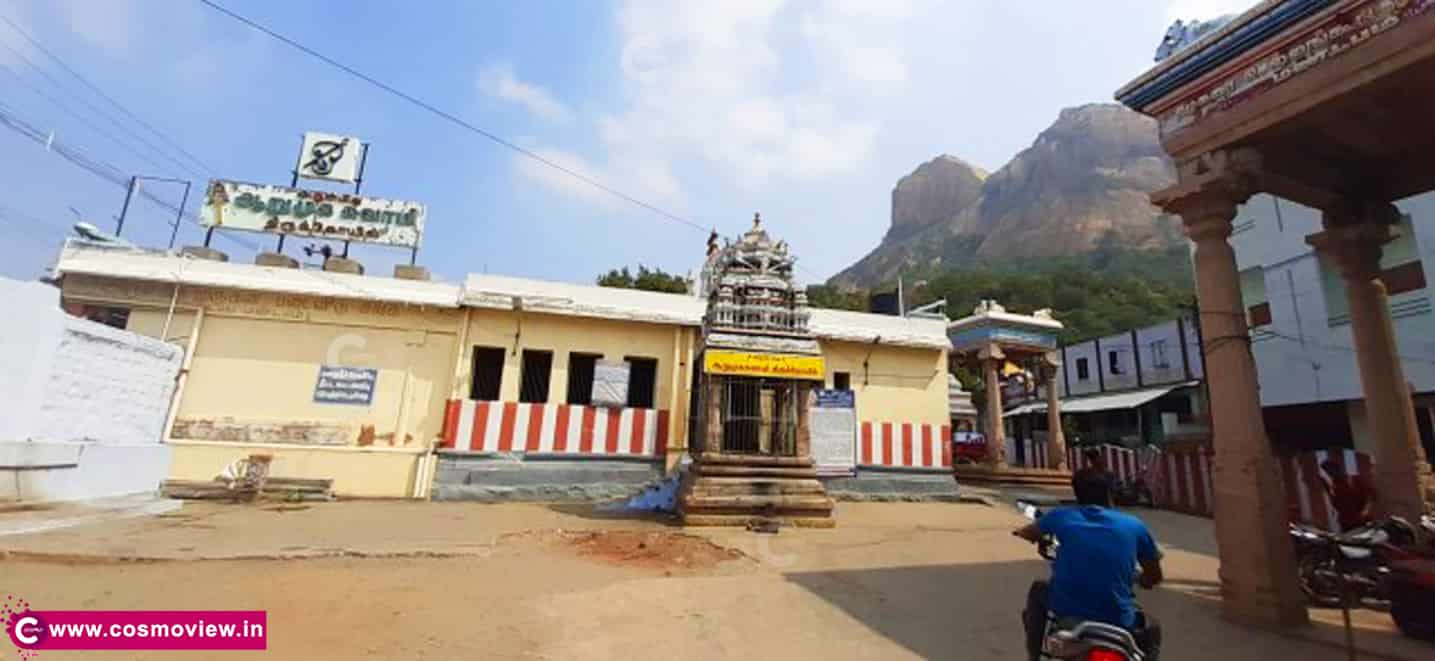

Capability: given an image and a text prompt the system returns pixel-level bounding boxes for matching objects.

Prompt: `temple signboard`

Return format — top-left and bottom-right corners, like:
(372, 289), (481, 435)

(201, 180), (425, 249)
(703, 350), (824, 380)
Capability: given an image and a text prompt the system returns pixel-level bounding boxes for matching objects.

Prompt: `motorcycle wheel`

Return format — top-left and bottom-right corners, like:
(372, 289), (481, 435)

(1297, 552), (1344, 608)
(1390, 578), (1435, 641)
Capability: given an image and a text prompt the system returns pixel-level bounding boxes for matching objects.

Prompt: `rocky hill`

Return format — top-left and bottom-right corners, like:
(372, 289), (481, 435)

(831, 103), (1181, 288)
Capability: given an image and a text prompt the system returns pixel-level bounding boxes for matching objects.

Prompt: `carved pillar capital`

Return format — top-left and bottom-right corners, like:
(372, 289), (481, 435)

(1153, 147), (1262, 242)
(1306, 222), (1396, 281)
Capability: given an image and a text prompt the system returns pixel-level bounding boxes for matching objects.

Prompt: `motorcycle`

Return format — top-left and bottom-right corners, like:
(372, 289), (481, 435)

(1016, 500), (1149, 661)
(1111, 478), (1154, 508)
(1288, 516), (1420, 609)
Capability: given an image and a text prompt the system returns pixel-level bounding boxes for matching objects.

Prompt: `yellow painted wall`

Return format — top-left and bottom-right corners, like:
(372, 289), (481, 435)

(126, 308), (197, 348)
(459, 309), (687, 411)
(820, 339), (949, 427)
(168, 441), (425, 498)
(179, 314), (457, 446)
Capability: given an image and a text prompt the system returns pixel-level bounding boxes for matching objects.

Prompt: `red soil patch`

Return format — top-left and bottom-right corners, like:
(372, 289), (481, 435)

(548, 530), (746, 572)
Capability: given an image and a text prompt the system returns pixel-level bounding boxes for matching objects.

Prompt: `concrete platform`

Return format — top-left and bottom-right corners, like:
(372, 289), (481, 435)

(822, 469), (965, 502)
(433, 455), (664, 502)
(0, 494), (180, 538)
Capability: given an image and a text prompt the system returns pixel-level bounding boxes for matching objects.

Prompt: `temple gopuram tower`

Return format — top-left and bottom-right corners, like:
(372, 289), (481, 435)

(679, 214), (836, 527)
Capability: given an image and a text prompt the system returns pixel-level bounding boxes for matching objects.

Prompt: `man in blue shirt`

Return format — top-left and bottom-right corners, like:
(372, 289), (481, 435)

(1015, 467), (1164, 660)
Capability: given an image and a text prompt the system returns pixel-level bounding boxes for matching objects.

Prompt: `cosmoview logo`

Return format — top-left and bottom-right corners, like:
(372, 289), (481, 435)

(3, 595), (266, 654)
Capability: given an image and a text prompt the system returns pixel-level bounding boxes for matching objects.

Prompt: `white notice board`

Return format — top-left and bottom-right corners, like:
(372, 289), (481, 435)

(811, 389), (856, 476)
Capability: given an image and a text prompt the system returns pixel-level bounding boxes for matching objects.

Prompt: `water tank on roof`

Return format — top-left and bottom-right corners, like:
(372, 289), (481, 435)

(869, 291), (900, 316)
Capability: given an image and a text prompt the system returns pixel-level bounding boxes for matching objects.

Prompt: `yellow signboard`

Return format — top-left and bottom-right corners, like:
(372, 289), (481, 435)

(703, 350), (825, 380)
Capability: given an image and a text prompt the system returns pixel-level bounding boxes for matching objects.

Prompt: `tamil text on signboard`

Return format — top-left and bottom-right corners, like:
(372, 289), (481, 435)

(201, 180), (425, 249)
(313, 366), (378, 406)
(810, 389), (856, 476)
(703, 350), (824, 380)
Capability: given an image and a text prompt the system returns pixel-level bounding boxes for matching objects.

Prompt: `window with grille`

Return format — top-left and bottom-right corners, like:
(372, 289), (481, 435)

(1150, 340), (1171, 369)
(625, 356), (658, 409)
(720, 378), (797, 456)
(470, 346), (505, 401)
(833, 371), (851, 391)
(1076, 358), (1090, 381)
(519, 349), (553, 403)
(566, 352), (600, 405)
(1108, 350), (1122, 375)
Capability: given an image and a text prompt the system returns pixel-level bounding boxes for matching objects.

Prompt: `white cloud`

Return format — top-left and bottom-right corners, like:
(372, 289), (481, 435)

(57, 0), (141, 56)
(514, 148), (616, 208)
(521, 0), (907, 207)
(478, 61), (573, 124)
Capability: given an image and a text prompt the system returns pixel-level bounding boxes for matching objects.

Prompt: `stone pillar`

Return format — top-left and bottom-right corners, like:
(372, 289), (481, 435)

(1042, 356), (1068, 471)
(795, 383), (813, 458)
(704, 378), (723, 456)
(979, 344), (1007, 468)
(1159, 182), (1308, 627)
(1308, 209), (1432, 526)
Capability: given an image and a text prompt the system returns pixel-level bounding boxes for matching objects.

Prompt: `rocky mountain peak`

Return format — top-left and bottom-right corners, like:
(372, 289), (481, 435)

(888, 155), (987, 241)
(830, 103), (1180, 288)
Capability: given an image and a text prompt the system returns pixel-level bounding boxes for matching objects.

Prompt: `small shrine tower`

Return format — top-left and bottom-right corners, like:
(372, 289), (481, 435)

(680, 214), (836, 527)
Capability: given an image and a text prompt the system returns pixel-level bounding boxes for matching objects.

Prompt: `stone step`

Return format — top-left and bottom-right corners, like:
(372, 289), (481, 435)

(691, 464), (820, 479)
(679, 492), (835, 512)
(692, 453), (815, 468)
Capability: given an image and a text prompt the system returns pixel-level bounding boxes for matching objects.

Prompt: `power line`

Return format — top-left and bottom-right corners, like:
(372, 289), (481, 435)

(0, 59), (181, 177)
(0, 14), (217, 177)
(196, 0), (711, 236)
(0, 102), (261, 254)
(0, 33), (205, 180)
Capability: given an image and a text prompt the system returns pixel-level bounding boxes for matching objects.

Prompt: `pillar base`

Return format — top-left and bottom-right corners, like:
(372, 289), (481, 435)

(254, 252), (298, 268)
(323, 257), (364, 275)
(678, 453), (835, 527)
(180, 246), (228, 262)
(393, 264), (430, 281)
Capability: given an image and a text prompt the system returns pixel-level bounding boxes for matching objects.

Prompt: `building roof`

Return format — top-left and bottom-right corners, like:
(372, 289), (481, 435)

(53, 240), (462, 307)
(1115, 0), (1331, 111)
(462, 272), (704, 326)
(1004, 382), (1199, 417)
(53, 241), (951, 350)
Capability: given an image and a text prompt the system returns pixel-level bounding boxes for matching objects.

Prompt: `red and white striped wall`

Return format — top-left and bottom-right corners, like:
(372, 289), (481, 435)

(440, 400), (668, 457)
(1019, 442), (1149, 485)
(859, 422), (951, 470)
(1146, 445), (1372, 532)
(1152, 445), (1215, 517)
(1282, 449), (1372, 532)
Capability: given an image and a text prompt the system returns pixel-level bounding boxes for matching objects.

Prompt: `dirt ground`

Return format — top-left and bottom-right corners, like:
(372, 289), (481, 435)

(1, 500), (1428, 660)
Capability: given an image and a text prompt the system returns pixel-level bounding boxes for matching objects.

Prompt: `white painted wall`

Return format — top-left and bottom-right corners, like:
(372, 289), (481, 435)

(1097, 332), (1139, 392)
(1063, 341), (1100, 396)
(0, 277), (181, 502)
(1231, 193), (1435, 407)
(1134, 319), (1200, 386)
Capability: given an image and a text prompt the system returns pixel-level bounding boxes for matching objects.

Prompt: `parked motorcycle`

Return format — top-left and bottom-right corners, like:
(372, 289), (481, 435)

(1016, 500), (1149, 661)
(1111, 479), (1154, 508)
(1288, 516), (1420, 609)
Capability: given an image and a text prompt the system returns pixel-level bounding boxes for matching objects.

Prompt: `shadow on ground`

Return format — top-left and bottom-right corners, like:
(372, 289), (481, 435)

(544, 502), (682, 526)
(784, 559), (1427, 661)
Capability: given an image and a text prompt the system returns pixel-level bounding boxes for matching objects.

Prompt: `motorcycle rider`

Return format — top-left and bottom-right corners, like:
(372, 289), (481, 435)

(1015, 467), (1164, 660)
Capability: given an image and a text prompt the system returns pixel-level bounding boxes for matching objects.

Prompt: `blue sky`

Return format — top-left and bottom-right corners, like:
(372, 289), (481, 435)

(0, 0), (1253, 285)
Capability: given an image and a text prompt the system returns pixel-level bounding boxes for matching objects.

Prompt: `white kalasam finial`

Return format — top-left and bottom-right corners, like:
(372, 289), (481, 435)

(752, 212), (761, 229)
